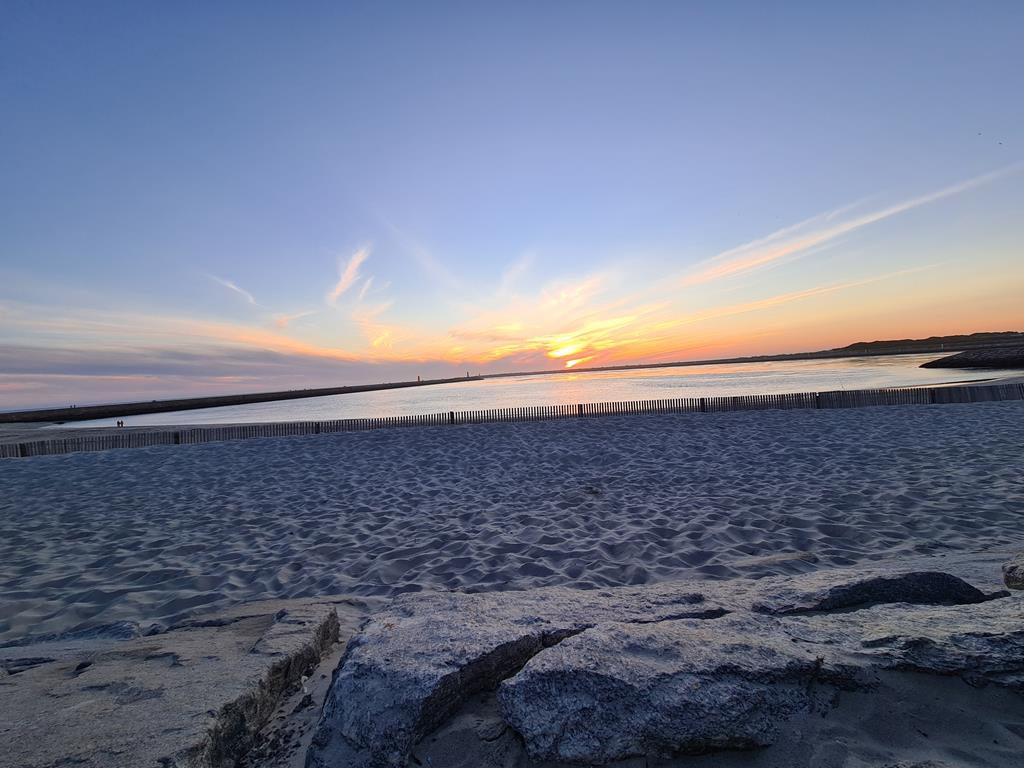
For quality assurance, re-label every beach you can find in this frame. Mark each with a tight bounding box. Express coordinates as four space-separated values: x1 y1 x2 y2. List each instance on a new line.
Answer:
2 400 1023 645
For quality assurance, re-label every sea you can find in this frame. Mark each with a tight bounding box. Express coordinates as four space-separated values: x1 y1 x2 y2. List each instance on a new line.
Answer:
53 353 1016 428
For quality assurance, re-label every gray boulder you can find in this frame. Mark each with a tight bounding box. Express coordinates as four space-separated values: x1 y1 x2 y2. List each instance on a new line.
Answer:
305 567 1022 768
306 583 726 768
498 596 1024 764
788 597 1024 690
498 615 857 763
1003 554 1024 590
751 569 992 615
0 597 358 768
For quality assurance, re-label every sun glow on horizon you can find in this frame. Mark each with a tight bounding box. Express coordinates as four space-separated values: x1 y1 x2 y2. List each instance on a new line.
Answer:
1 170 1020 410
564 356 595 369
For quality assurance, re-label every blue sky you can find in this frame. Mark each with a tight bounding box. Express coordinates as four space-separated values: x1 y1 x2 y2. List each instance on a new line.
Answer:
1 1 1022 408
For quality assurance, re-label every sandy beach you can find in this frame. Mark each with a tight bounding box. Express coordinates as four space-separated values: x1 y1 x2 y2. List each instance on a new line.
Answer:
1 400 1022 645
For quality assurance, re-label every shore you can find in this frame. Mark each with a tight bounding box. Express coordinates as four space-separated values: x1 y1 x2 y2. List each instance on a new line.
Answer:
2 401 1023 767
2 400 1023 644
4 336 1021 426
2 376 1022 462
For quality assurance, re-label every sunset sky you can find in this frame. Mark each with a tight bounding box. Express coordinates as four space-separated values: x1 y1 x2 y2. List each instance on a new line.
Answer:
2 2 1022 408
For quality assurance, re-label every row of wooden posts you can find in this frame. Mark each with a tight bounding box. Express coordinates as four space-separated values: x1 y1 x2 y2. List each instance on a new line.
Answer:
2 382 1022 460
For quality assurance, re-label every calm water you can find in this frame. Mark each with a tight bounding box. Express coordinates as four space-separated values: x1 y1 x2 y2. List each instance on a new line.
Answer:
55 353 1016 428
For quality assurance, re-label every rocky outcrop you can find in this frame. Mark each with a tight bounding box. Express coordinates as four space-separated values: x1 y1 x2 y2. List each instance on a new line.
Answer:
786 598 1024 690
750 569 994 615
1004 554 1024 589
306 568 1022 768
500 597 1024 763
920 347 1024 369
499 616 858 762
307 584 726 768
0 597 372 768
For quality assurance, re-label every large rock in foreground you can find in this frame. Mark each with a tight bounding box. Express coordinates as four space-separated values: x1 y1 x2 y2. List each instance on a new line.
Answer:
306 568 1020 768
0 597 372 768
500 598 1024 763
499 616 857 762
750 569 992 615
307 583 725 768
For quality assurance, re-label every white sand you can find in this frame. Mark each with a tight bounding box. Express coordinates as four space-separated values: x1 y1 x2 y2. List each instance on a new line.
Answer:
1 401 1023 645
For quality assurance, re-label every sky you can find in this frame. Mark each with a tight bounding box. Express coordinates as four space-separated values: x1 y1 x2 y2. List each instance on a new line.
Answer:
1 1 1022 409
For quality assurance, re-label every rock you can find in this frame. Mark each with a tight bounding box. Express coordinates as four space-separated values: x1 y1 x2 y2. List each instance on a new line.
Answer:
305 567 1024 767
0 620 141 648
920 347 1024 369
751 569 992 615
1003 554 1024 590
0 597 372 768
788 597 1024 691
498 616 857 762
306 583 727 768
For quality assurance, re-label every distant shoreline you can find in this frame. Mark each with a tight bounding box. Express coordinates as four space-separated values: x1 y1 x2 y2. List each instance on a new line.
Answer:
485 345 941 380
0 375 483 425
484 332 1024 379
3 331 1022 424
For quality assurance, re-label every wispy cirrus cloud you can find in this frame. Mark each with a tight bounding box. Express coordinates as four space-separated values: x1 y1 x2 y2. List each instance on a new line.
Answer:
207 274 257 305
378 215 464 291
328 248 370 305
273 310 316 328
357 276 375 301
663 265 940 333
498 251 535 296
680 164 1021 287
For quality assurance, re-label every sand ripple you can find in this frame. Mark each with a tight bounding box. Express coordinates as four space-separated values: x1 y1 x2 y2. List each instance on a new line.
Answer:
1 402 1023 643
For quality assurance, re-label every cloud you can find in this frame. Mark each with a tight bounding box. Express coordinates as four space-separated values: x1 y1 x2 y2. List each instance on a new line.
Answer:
681 164 1021 287
208 274 257 305
0 302 362 364
357 276 374 301
328 248 370 305
664 265 940 332
273 310 315 328
498 251 535 296
378 216 464 291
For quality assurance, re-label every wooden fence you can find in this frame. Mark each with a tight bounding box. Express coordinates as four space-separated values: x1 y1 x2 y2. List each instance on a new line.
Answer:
2 382 1022 460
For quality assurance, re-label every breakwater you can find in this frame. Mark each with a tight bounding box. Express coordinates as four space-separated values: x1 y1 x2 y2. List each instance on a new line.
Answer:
0 376 483 424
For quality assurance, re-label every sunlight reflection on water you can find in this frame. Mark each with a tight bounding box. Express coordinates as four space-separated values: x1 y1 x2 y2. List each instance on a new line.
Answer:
57 353 1011 427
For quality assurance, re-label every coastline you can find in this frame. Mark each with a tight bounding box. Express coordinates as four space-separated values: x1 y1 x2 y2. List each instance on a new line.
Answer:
2 377 1022 457
0 375 484 424
4 336 1021 425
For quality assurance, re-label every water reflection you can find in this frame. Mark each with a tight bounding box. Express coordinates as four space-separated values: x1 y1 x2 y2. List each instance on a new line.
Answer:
57 354 1012 428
